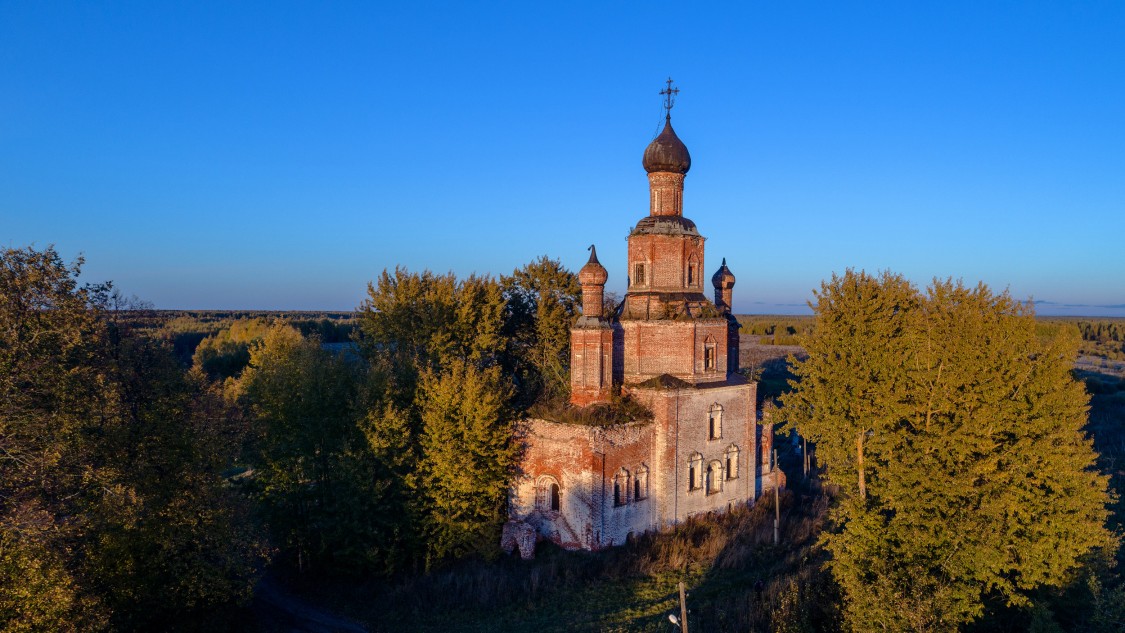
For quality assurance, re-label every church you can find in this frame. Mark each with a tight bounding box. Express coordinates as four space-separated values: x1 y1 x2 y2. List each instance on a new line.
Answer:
503 86 783 556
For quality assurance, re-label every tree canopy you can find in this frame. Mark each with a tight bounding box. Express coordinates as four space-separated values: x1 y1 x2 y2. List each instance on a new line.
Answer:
353 266 519 573
783 270 1112 630
501 256 581 406
1 246 266 631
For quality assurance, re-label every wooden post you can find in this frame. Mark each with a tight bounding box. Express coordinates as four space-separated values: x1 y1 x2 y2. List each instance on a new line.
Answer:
773 480 780 545
678 581 689 633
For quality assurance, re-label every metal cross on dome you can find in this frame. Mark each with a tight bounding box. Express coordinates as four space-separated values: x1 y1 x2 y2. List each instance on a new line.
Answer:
660 78 679 118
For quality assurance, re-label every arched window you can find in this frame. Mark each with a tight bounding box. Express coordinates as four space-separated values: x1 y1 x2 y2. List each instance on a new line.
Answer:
709 403 723 440
726 444 740 480
536 476 561 513
614 468 630 507
634 465 649 501
707 460 724 494
688 453 703 491
633 262 646 287
703 337 717 371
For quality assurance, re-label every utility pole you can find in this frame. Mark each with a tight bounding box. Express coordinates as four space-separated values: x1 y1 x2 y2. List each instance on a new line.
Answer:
678 581 689 633
773 447 780 545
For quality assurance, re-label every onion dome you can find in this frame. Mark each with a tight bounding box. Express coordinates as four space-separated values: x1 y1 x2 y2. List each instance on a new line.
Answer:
579 245 608 286
712 258 736 288
642 117 691 174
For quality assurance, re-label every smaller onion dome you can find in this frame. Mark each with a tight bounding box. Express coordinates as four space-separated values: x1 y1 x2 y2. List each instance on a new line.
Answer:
712 258 736 288
579 245 608 286
642 117 691 174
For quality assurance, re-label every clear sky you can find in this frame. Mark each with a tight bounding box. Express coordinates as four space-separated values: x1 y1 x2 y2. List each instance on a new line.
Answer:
2 1 1123 315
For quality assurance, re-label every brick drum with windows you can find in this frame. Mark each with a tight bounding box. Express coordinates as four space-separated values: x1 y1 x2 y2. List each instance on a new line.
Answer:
503 97 784 556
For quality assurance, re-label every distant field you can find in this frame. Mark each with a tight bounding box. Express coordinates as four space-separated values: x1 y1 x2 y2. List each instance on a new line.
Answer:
116 309 360 366
126 310 1124 386
734 314 1125 400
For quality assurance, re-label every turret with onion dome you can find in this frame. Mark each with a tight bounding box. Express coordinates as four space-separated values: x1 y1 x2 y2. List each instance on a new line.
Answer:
578 245 608 319
712 258 736 314
642 118 692 175
570 243 615 407
642 80 692 218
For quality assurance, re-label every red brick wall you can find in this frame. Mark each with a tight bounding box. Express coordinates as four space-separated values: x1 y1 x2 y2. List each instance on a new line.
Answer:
621 320 729 384
626 234 705 292
647 172 685 216
571 325 614 406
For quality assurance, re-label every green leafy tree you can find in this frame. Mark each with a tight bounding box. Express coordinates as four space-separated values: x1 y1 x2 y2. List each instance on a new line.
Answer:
357 268 506 406
357 395 419 576
414 358 516 566
191 317 272 380
1 245 266 631
81 331 268 631
784 270 917 500
237 324 378 573
784 271 1112 630
1 248 106 629
501 256 581 406
356 267 514 570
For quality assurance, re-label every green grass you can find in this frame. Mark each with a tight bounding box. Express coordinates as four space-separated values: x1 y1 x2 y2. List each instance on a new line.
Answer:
282 467 836 633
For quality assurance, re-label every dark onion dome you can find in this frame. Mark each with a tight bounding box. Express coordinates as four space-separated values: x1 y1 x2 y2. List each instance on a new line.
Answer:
579 245 608 286
642 117 691 174
712 258 736 288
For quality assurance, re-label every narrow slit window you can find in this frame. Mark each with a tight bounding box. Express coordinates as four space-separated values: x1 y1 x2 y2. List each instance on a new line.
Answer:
633 262 646 286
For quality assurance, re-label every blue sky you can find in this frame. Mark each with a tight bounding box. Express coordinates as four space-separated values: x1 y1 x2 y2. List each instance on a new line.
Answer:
2 2 1123 315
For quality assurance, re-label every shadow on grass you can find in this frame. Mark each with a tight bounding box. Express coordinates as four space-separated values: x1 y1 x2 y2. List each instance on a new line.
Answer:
308 462 839 632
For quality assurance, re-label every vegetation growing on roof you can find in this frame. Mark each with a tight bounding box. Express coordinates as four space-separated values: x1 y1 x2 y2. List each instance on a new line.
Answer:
527 392 654 428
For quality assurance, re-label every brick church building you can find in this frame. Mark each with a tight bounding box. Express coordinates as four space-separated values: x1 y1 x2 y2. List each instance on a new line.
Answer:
503 91 783 556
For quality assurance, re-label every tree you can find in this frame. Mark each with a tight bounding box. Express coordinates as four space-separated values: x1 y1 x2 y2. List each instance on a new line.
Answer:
413 358 516 566
501 256 581 406
783 270 917 500
357 268 507 407
356 267 515 569
1 245 266 630
783 271 1112 630
80 330 267 630
236 324 378 574
191 317 272 380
